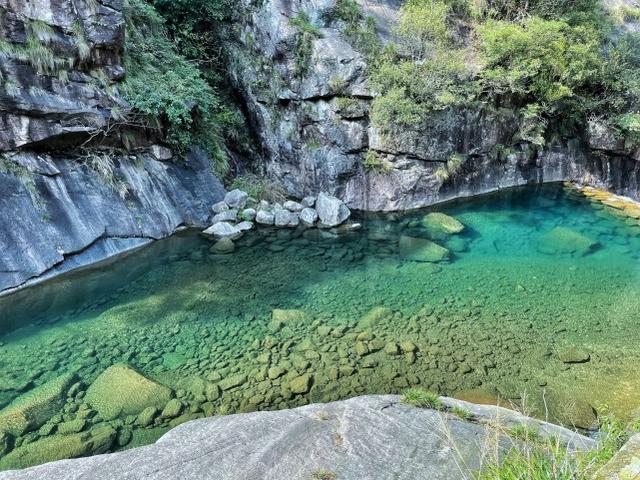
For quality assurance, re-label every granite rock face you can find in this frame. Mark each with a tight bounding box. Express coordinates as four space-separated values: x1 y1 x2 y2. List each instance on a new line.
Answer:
0 149 224 294
0 0 127 151
0 395 595 480
228 0 640 211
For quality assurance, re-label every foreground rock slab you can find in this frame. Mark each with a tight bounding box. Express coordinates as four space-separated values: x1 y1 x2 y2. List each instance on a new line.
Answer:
0 395 594 480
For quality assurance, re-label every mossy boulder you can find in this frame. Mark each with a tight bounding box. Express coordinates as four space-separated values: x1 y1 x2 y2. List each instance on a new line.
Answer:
0 372 75 436
536 227 598 256
0 425 116 470
399 236 450 263
423 213 465 239
289 374 312 394
85 365 173 421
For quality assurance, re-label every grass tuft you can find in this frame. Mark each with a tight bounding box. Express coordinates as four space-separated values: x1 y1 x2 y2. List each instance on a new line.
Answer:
402 388 444 410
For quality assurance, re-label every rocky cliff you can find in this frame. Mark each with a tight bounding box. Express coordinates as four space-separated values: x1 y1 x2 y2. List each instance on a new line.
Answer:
0 395 596 480
0 0 224 294
227 0 640 211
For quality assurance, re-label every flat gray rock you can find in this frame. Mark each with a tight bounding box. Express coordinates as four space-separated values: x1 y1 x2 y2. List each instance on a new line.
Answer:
0 395 594 480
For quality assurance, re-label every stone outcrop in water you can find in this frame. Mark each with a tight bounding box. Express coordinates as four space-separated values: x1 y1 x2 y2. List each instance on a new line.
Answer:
0 395 596 479
85 365 173 421
225 0 640 212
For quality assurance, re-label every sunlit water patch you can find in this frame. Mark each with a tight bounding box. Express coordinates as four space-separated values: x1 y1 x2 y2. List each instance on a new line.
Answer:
1 183 640 469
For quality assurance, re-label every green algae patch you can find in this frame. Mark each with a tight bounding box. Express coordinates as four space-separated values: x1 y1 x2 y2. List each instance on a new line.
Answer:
85 365 172 421
0 425 116 470
399 235 450 263
0 372 75 436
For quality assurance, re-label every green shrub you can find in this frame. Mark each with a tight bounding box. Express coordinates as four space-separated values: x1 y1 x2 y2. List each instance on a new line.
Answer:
289 13 322 79
363 150 392 174
122 0 229 175
402 389 444 410
230 173 287 203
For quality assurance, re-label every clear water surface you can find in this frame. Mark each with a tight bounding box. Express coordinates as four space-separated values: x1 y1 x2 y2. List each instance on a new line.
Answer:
1 183 640 468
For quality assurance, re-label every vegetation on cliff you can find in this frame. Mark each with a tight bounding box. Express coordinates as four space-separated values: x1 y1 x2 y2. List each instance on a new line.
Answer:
121 0 250 176
369 0 640 148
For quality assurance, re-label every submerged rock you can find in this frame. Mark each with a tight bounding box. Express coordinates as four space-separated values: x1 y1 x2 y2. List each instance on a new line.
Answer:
399 236 450 263
557 347 591 364
0 425 116 470
316 192 351 228
211 238 235 254
85 365 172 421
423 213 465 238
0 373 75 436
536 227 599 256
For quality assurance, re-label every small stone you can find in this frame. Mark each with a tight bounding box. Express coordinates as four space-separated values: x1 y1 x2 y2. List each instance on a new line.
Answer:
240 208 256 221
557 347 591 364
275 209 295 227
355 341 369 357
300 208 318 226
57 418 86 435
219 374 247 391
161 399 183 419
283 200 303 212
224 189 248 209
302 196 316 208
384 342 400 356
212 201 229 214
268 366 286 380
399 341 417 353
149 144 173 161
236 221 254 231
256 210 275 225
136 407 158 427
211 210 237 223
289 374 312 394
203 222 242 240
205 384 221 402
211 238 235 254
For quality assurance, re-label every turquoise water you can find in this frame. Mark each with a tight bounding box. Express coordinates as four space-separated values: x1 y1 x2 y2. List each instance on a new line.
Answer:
1 183 640 469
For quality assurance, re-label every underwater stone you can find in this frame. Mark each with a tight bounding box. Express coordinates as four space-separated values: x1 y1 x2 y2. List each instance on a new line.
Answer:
536 227 599 256
161 399 183 419
355 342 369 357
0 425 116 470
399 341 417 353
289 374 312 394
399 236 450 263
224 190 249 209
302 196 316 208
219 374 247 391
358 307 393 328
384 342 400 356
212 238 235 254
268 366 287 380
136 407 158 427
57 418 86 435
241 208 257 221
272 309 309 325
423 213 465 236
0 372 75 436
557 347 591 364
85 365 173 421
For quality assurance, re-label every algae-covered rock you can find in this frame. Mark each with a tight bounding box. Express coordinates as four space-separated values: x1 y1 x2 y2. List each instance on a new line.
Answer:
271 309 309 325
136 407 158 427
219 374 247 391
399 236 450 263
423 212 465 238
536 227 599 256
0 425 116 470
557 347 591 364
289 374 312 394
593 433 640 480
161 399 183 419
85 365 172 421
358 307 393 328
0 372 75 436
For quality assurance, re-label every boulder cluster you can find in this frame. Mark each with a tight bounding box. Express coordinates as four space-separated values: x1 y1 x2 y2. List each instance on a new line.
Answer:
202 190 352 253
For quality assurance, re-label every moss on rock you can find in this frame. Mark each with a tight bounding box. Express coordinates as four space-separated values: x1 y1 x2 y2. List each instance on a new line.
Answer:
85 365 172 421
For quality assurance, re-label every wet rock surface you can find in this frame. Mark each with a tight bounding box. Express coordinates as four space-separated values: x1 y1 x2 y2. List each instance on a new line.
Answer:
0 395 595 480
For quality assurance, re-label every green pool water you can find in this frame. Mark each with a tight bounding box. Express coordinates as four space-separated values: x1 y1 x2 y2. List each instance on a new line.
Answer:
1 183 640 469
